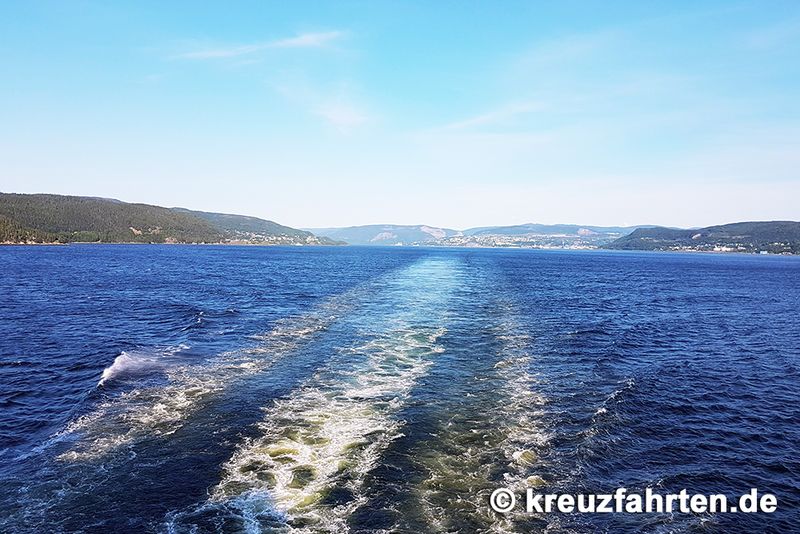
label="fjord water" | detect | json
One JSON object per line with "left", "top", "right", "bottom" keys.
{"left": 1, "top": 246, "right": 798, "bottom": 533}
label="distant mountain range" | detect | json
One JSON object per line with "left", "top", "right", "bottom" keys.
{"left": 2, "top": 193, "right": 797, "bottom": 254}
{"left": 462, "top": 223, "right": 643, "bottom": 237}
{"left": 308, "top": 223, "right": 641, "bottom": 247}
{"left": 305, "top": 225, "right": 460, "bottom": 246}
{"left": 308, "top": 221, "right": 800, "bottom": 254}
{"left": 606, "top": 221, "right": 800, "bottom": 254}
{"left": 0, "top": 193, "right": 339, "bottom": 245}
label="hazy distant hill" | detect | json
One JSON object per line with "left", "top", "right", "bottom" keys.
{"left": 307, "top": 224, "right": 458, "bottom": 245}
{"left": 463, "top": 223, "right": 639, "bottom": 236}
{"left": 0, "top": 193, "right": 336, "bottom": 245}
{"left": 308, "top": 222, "right": 644, "bottom": 247}
{"left": 606, "top": 221, "right": 800, "bottom": 254}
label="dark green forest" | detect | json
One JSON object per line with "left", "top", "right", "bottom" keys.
{"left": 0, "top": 193, "right": 337, "bottom": 245}
{"left": 0, "top": 193, "right": 221, "bottom": 243}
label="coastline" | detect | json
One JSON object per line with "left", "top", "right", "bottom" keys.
{"left": 1, "top": 241, "right": 795, "bottom": 256}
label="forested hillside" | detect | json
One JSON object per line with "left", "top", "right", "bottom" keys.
{"left": 0, "top": 193, "right": 220, "bottom": 243}
{"left": 172, "top": 208, "right": 335, "bottom": 243}
{"left": 0, "top": 193, "right": 336, "bottom": 245}
{"left": 606, "top": 221, "right": 800, "bottom": 254}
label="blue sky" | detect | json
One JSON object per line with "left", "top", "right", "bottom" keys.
{"left": 1, "top": 1, "right": 798, "bottom": 229}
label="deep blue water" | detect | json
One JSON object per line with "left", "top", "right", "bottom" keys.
{"left": 0, "top": 245, "right": 798, "bottom": 533}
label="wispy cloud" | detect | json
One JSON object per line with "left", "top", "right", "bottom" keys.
{"left": 314, "top": 102, "right": 370, "bottom": 131}
{"left": 515, "top": 30, "right": 619, "bottom": 67}
{"left": 172, "top": 31, "right": 345, "bottom": 60}
{"left": 274, "top": 79, "right": 372, "bottom": 132}
{"left": 440, "top": 101, "right": 547, "bottom": 130}
{"left": 434, "top": 30, "right": 626, "bottom": 132}
{"left": 177, "top": 44, "right": 265, "bottom": 60}
{"left": 270, "top": 31, "right": 344, "bottom": 49}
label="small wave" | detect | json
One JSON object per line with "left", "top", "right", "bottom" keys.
{"left": 583, "top": 377, "right": 637, "bottom": 442}
{"left": 97, "top": 344, "right": 190, "bottom": 386}
{"left": 607, "top": 377, "right": 636, "bottom": 404}
{"left": 0, "top": 360, "right": 34, "bottom": 367}
{"left": 179, "top": 310, "right": 207, "bottom": 332}
{"left": 566, "top": 323, "right": 614, "bottom": 338}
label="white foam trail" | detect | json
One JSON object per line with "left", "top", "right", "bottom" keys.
{"left": 55, "top": 288, "right": 368, "bottom": 463}
{"left": 415, "top": 300, "right": 550, "bottom": 534}
{"left": 202, "top": 327, "right": 446, "bottom": 532}
{"left": 169, "top": 258, "right": 461, "bottom": 532}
